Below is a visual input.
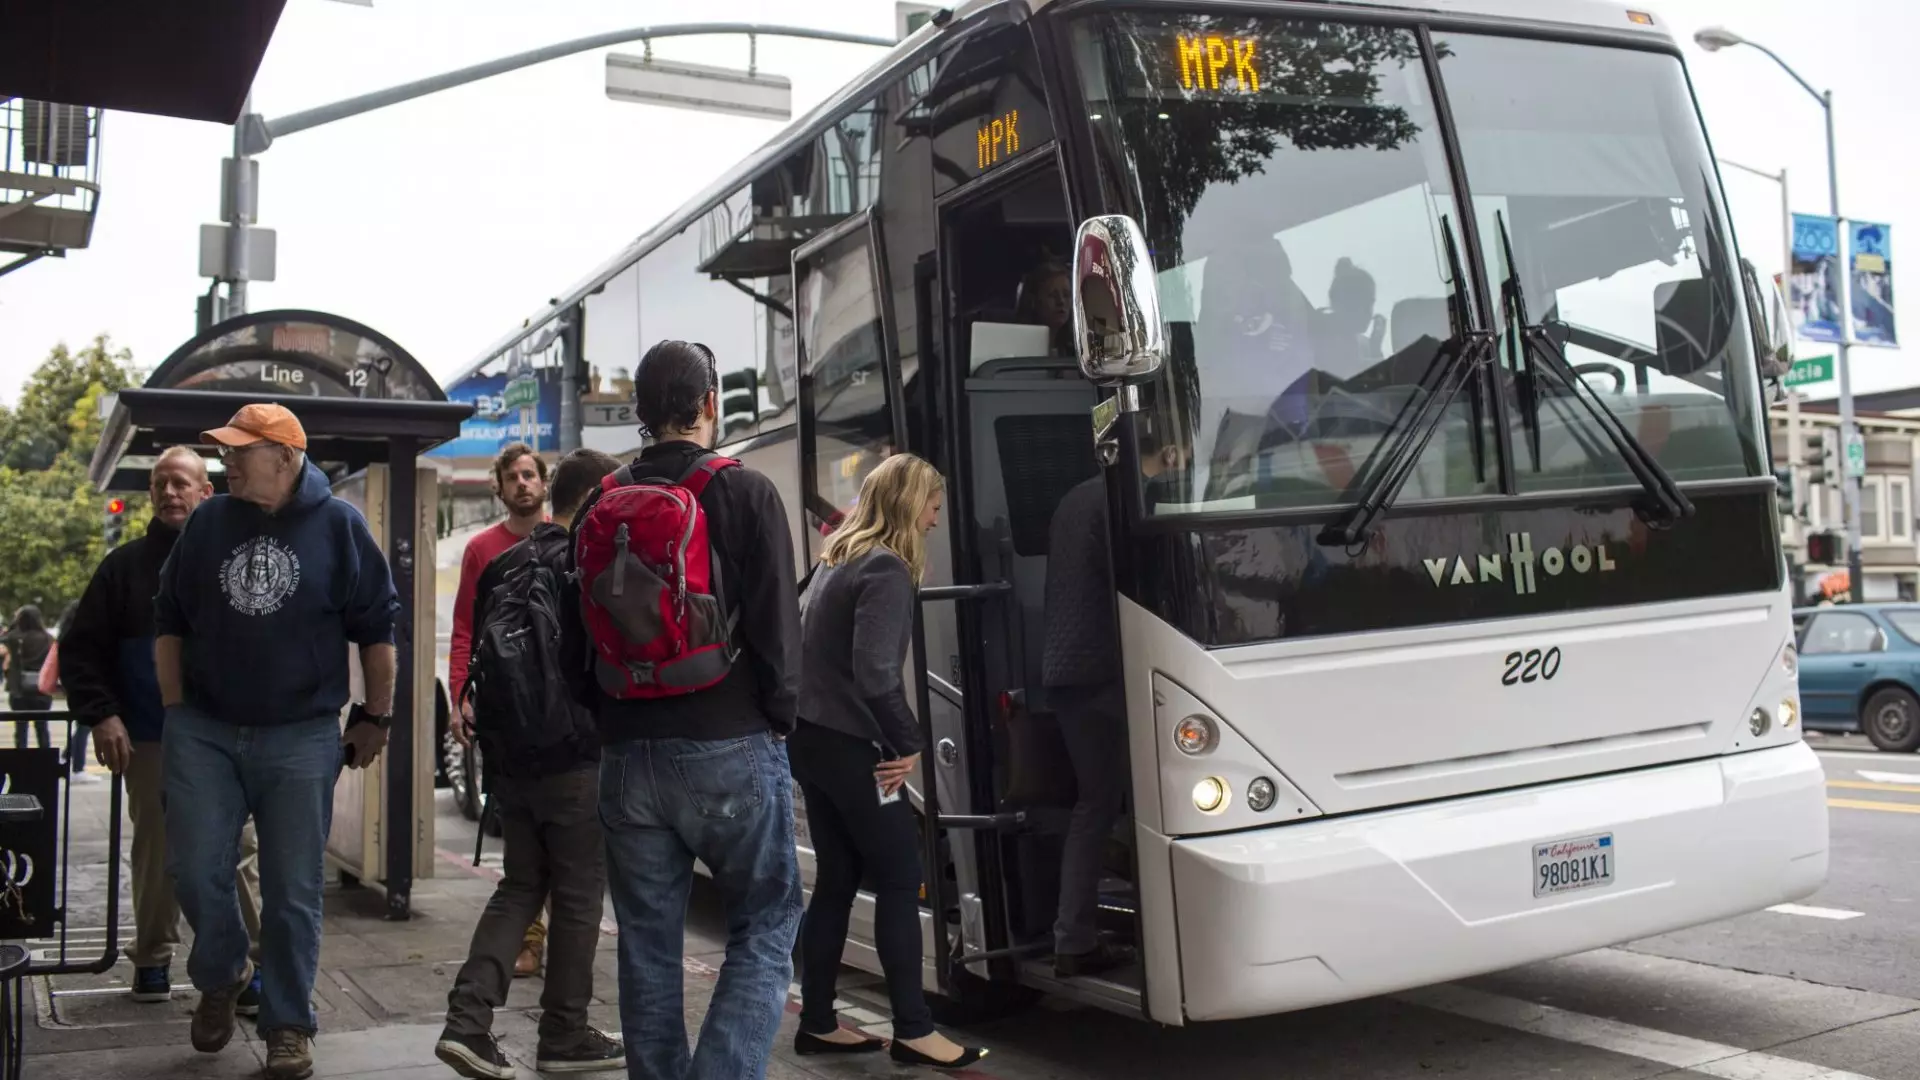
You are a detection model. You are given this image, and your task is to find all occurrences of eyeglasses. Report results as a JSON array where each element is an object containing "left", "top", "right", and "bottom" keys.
[{"left": 217, "top": 441, "right": 272, "bottom": 463}]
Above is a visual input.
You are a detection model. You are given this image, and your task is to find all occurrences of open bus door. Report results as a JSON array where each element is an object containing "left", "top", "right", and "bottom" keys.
[{"left": 909, "top": 149, "right": 1146, "bottom": 1018}]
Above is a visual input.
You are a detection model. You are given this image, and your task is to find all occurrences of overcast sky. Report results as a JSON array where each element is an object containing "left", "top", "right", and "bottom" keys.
[{"left": 0, "top": 0, "right": 1907, "bottom": 404}]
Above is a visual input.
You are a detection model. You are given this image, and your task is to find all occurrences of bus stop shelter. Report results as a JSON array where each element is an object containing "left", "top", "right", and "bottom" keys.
[{"left": 88, "top": 311, "right": 472, "bottom": 918}]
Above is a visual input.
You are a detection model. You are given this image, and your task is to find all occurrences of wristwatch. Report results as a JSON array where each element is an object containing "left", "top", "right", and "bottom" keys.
[{"left": 347, "top": 703, "right": 392, "bottom": 731}]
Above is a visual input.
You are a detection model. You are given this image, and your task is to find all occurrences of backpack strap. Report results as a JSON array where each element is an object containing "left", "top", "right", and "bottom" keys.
[{"left": 678, "top": 453, "right": 740, "bottom": 498}]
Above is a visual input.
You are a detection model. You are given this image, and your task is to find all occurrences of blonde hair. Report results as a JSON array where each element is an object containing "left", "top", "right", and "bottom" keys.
[{"left": 819, "top": 453, "right": 944, "bottom": 585}]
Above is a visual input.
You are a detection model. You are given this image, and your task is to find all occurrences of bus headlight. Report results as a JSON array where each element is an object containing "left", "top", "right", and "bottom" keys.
[
  {"left": 1192, "top": 776, "right": 1228, "bottom": 813},
  {"left": 1174, "top": 715, "right": 1217, "bottom": 755},
  {"left": 1247, "top": 776, "right": 1277, "bottom": 812},
  {"left": 1781, "top": 644, "right": 1797, "bottom": 678},
  {"left": 1749, "top": 707, "right": 1772, "bottom": 737},
  {"left": 1779, "top": 699, "right": 1798, "bottom": 728}
]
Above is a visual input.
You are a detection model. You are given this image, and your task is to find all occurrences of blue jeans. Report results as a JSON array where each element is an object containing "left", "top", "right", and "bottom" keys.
[
  {"left": 163, "top": 703, "right": 341, "bottom": 1035},
  {"left": 600, "top": 733, "right": 803, "bottom": 1080}
]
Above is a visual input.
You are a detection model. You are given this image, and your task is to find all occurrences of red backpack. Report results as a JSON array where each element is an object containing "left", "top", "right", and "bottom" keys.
[{"left": 573, "top": 454, "right": 740, "bottom": 699}]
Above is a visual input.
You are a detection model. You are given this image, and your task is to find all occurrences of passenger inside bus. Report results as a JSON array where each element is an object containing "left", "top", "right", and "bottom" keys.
[{"left": 1012, "top": 259, "right": 1073, "bottom": 358}]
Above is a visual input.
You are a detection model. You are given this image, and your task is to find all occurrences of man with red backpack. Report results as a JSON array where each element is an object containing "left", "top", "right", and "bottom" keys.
[{"left": 564, "top": 340, "right": 803, "bottom": 1080}]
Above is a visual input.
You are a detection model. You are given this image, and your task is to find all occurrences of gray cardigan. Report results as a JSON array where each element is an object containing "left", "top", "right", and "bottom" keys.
[{"left": 798, "top": 548, "right": 925, "bottom": 756}]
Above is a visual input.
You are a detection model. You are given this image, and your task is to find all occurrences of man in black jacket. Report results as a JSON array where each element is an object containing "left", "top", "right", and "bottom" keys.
[
  {"left": 434, "top": 448, "right": 625, "bottom": 1080},
  {"left": 61, "top": 447, "right": 264, "bottom": 1006},
  {"left": 569, "top": 341, "right": 803, "bottom": 1080}
]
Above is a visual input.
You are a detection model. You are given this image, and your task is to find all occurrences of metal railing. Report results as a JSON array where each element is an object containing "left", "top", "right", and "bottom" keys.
[
  {"left": 0, "top": 98, "right": 103, "bottom": 269},
  {"left": 0, "top": 712, "right": 122, "bottom": 978}
]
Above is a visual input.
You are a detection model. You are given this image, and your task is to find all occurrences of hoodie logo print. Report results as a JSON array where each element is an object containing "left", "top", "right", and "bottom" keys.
[{"left": 221, "top": 537, "right": 303, "bottom": 617}]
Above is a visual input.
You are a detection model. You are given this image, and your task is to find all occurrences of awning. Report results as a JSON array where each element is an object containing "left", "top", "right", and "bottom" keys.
[
  {"left": 0, "top": 0, "right": 288, "bottom": 123},
  {"left": 90, "top": 389, "right": 473, "bottom": 493}
]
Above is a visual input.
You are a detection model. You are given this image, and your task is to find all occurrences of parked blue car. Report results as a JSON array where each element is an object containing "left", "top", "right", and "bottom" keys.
[{"left": 1792, "top": 604, "right": 1920, "bottom": 752}]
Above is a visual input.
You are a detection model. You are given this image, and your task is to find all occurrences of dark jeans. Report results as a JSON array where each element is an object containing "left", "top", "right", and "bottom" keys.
[
  {"left": 600, "top": 732, "right": 802, "bottom": 1080},
  {"left": 445, "top": 765, "right": 605, "bottom": 1052},
  {"left": 788, "top": 722, "right": 933, "bottom": 1040},
  {"left": 162, "top": 703, "right": 340, "bottom": 1035},
  {"left": 1052, "top": 682, "right": 1128, "bottom": 956},
  {"left": 9, "top": 694, "right": 50, "bottom": 749}
]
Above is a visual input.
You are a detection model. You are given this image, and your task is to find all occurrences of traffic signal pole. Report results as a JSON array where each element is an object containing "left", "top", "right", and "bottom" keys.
[{"left": 207, "top": 22, "right": 894, "bottom": 320}]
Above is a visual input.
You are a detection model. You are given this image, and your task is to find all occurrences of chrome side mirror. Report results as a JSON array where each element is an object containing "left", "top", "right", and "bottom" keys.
[
  {"left": 1765, "top": 275, "right": 1796, "bottom": 376},
  {"left": 1072, "top": 214, "right": 1165, "bottom": 388},
  {"left": 1742, "top": 257, "right": 1794, "bottom": 381}
]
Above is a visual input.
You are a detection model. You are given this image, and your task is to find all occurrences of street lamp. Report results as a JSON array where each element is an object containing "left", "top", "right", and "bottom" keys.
[{"left": 1696, "top": 25, "right": 1862, "bottom": 602}]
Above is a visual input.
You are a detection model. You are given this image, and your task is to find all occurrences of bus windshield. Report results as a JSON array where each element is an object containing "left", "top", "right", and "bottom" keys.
[{"left": 1071, "top": 14, "right": 1766, "bottom": 515}]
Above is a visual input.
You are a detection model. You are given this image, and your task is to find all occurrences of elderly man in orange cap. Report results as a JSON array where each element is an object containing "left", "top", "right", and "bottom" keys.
[{"left": 154, "top": 403, "right": 399, "bottom": 1080}]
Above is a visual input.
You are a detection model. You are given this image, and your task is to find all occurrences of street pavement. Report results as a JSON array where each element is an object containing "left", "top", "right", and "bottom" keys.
[{"left": 14, "top": 728, "right": 1920, "bottom": 1079}]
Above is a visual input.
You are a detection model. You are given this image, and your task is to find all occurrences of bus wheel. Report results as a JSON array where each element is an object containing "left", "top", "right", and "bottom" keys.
[
  {"left": 927, "top": 968, "right": 1038, "bottom": 1026},
  {"left": 1863, "top": 687, "right": 1920, "bottom": 752}
]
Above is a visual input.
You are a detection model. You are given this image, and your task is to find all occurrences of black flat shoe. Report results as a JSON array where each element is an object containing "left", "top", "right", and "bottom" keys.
[
  {"left": 890, "top": 1041, "right": 989, "bottom": 1070},
  {"left": 1054, "top": 941, "right": 1136, "bottom": 979},
  {"left": 794, "top": 1029, "right": 887, "bottom": 1056}
]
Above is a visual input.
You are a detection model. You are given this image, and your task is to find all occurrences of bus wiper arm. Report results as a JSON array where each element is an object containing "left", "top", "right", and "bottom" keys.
[
  {"left": 1495, "top": 211, "right": 1695, "bottom": 527},
  {"left": 1319, "top": 218, "right": 1493, "bottom": 548}
]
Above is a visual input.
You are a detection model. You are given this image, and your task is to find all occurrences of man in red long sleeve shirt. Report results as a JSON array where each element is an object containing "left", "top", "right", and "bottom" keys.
[{"left": 449, "top": 442, "right": 550, "bottom": 977}]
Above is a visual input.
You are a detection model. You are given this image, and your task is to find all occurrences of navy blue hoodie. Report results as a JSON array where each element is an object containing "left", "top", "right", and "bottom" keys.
[{"left": 154, "top": 461, "right": 399, "bottom": 727}]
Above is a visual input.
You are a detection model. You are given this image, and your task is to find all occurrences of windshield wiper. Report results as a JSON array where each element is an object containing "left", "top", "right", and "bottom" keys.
[
  {"left": 1319, "top": 217, "right": 1494, "bottom": 548},
  {"left": 1494, "top": 211, "right": 1694, "bottom": 526}
]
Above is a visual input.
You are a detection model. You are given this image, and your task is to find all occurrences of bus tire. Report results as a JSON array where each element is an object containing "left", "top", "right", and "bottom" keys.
[
  {"left": 926, "top": 968, "right": 1038, "bottom": 1026},
  {"left": 1863, "top": 686, "right": 1920, "bottom": 752}
]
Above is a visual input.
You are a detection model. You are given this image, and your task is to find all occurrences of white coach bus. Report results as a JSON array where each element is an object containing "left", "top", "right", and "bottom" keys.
[{"left": 465, "top": 0, "right": 1825, "bottom": 1026}]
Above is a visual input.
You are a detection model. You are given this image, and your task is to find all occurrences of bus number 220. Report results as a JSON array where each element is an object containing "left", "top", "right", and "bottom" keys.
[{"left": 1501, "top": 647, "right": 1561, "bottom": 686}]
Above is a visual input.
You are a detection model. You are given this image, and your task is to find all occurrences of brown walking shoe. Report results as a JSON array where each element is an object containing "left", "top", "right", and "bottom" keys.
[
  {"left": 514, "top": 941, "right": 543, "bottom": 978},
  {"left": 189, "top": 961, "right": 252, "bottom": 1053},
  {"left": 263, "top": 1028, "right": 314, "bottom": 1080}
]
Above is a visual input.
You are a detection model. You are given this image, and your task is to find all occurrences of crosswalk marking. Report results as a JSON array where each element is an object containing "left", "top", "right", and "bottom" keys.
[
  {"left": 1401, "top": 984, "right": 1882, "bottom": 1080},
  {"left": 1766, "top": 903, "right": 1866, "bottom": 920},
  {"left": 1854, "top": 769, "right": 1920, "bottom": 785}
]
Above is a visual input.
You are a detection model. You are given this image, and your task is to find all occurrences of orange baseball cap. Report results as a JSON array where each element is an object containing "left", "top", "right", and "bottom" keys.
[{"left": 201, "top": 403, "right": 308, "bottom": 451}]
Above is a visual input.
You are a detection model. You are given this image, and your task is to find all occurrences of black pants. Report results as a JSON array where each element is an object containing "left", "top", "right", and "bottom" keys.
[
  {"left": 444, "top": 765, "right": 605, "bottom": 1052},
  {"left": 1052, "top": 682, "right": 1128, "bottom": 956},
  {"left": 788, "top": 721, "right": 933, "bottom": 1040},
  {"left": 8, "top": 694, "right": 49, "bottom": 750}
]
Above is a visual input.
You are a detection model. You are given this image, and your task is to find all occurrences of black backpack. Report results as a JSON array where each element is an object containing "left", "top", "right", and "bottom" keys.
[{"left": 465, "top": 528, "right": 594, "bottom": 780}]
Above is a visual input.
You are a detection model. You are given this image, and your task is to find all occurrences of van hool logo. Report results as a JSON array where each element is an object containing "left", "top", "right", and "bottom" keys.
[{"left": 1423, "top": 533, "right": 1617, "bottom": 596}]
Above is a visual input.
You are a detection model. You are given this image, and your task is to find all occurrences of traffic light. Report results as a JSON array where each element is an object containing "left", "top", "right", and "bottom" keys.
[
  {"left": 719, "top": 369, "right": 760, "bottom": 440},
  {"left": 1774, "top": 466, "right": 1793, "bottom": 501},
  {"left": 1802, "top": 432, "right": 1833, "bottom": 488},
  {"left": 103, "top": 497, "right": 126, "bottom": 548},
  {"left": 1805, "top": 530, "right": 1841, "bottom": 565}
]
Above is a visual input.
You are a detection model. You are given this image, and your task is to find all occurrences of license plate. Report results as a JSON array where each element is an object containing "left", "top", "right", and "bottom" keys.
[{"left": 1532, "top": 832, "right": 1615, "bottom": 898}]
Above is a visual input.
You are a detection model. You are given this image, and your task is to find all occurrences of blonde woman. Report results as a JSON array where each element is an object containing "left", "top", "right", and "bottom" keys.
[{"left": 791, "top": 454, "right": 987, "bottom": 1071}]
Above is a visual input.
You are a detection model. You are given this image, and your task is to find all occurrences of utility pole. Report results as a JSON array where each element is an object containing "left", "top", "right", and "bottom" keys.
[
  {"left": 1823, "top": 89, "right": 1865, "bottom": 605},
  {"left": 225, "top": 94, "right": 255, "bottom": 318},
  {"left": 1696, "top": 27, "right": 1862, "bottom": 602}
]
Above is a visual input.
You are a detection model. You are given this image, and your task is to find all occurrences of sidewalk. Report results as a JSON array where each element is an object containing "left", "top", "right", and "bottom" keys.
[{"left": 18, "top": 769, "right": 938, "bottom": 1080}]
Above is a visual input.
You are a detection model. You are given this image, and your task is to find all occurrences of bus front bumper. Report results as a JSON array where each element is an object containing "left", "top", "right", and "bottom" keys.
[{"left": 1166, "top": 741, "right": 1828, "bottom": 1022}]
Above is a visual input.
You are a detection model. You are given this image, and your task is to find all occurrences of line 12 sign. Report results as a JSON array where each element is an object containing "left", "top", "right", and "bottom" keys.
[
  {"left": 976, "top": 109, "right": 1022, "bottom": 171},
  {"left": 1176, "top": 34, "right": 1262, "bottom": 93}
]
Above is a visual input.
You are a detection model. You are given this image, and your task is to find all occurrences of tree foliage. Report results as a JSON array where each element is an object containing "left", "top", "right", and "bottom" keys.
[{"left": 0, "top": 336, "right": 147, "bottom": 620}]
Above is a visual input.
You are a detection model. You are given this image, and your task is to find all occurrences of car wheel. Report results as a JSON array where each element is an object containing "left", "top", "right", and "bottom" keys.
[{"left": 1862, "top": 687, "right": 1920, "bottom": 752}]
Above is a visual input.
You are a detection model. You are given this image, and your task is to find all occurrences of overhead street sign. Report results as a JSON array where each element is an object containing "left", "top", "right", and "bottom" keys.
[
  {"left": 1783, "top": 354, "right": 1834, "bottom": 388},
  {"left": 605, "top": 54, "right": 792, "bottom": 121}
]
